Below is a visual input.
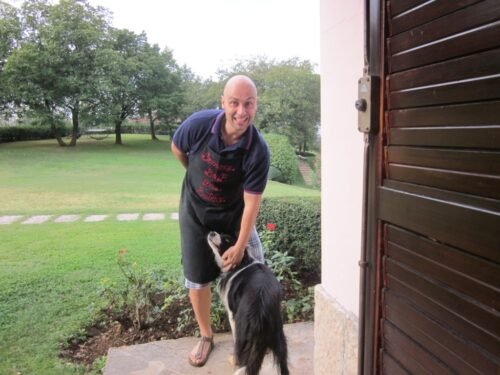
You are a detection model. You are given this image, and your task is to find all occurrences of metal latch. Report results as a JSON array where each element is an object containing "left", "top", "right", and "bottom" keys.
[{"left": 356, "top": 75, "right": 379, "bottom": 134}]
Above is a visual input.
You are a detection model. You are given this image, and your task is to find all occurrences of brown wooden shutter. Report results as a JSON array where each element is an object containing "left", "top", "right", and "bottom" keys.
[{"left": 376, "top": 0, "right": 500, "bottom": 373}]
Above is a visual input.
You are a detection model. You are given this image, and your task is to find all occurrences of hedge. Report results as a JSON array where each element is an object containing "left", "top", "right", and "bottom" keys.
[
  {"left": 257, "top": 196, "right": 321, "bottom": 278},
  {"left": 0, "top": 125, "right": 70, "bottom": 143}
]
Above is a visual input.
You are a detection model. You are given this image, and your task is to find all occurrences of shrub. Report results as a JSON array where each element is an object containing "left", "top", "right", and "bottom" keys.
[
  {"left": 257, "top": 197, "right": 321, "bottom": 279},
  {"left": 263, "top": 133, "right": 299, "bottom": 184},
  {"left": 0, "top": 124, "right": 70, "bottom": 143},
  {"left": 98, "top": 249, "right": 171, "bottom": 330}
]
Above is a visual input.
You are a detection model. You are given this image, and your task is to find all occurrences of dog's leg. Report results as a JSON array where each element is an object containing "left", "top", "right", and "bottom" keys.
[
  {"left": 233, "top": 366, "right": 247, "bottom": 375},
  {"left": 228, "top": 309, "right": 238, "bottom": 367},
  {"left": 228, "top": 310, "right": 236, "bottom": 341},
  {"left": 274, "top": 329, "right": 290, "bottom": 375}
]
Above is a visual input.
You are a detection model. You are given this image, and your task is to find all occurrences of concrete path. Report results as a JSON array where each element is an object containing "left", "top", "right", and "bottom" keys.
[
  {"left": 0, "top": 213, "right": 173, "bottom": 225},
  {"left": 103, "top": 322, "right": 314, "bottom": 375}
]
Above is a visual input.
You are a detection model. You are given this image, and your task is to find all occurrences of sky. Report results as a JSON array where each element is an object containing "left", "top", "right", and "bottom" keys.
[{"left": 86, "top": 0, "right": 320, "bottom": 79}]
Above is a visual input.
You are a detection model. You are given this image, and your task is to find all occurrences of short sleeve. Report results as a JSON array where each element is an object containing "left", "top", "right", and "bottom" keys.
[
  {"left": 172, "top": 110, "right": 221, "bottom": 154},
  {"left": 243, "top": 132, "right": 270, "bottom": 194}
]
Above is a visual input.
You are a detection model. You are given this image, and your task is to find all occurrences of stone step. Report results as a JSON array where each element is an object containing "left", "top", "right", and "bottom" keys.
[{"left": 298, "top": 159, "right": 314, "bottom": 185}]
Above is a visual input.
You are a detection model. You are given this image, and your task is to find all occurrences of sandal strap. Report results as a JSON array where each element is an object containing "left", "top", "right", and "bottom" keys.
[{"left": 195, "top": 336, "right": 213, "bottom": 359}]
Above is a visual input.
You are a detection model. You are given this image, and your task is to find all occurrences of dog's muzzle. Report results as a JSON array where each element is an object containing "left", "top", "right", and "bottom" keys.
[{"left": 208, "top": 231, "right": 221, "bottom": 246}]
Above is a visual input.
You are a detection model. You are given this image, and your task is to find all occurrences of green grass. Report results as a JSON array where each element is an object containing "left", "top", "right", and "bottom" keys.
[{"left": 0, "top": 135, "right": 319, "bottom": 374}]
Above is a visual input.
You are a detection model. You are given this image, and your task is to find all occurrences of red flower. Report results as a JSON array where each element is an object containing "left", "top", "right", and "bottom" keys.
[{"left": 266, "top": 223, "right": 277, "bottom": 231}]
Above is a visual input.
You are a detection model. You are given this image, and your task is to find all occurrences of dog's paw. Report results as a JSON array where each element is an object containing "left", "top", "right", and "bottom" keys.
[{"left": 228, "top": 354, "right": 237, "bottom": 366}]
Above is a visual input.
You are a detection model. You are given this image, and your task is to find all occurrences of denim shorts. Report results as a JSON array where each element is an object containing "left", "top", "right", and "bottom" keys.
[{"left": 184, "top": 226, "right": 264, "bottom": 289}]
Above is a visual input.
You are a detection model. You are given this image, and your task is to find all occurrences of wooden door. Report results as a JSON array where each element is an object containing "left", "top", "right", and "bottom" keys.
[{"left": 363, "top": 1, "right": 500, "bottom": 373}]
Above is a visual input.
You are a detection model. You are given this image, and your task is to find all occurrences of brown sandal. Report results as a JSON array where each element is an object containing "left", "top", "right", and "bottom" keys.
[{"left": 188, "top": 336, "right": 214, "bottom": 367}]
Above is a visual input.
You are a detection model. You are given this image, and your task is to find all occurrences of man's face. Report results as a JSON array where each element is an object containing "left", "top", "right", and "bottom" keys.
[{"left": 221, "top": 79, "right": 258, "bottom": 136}]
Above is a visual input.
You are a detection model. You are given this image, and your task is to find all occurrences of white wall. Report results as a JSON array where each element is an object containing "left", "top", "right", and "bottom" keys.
[{"left": 320, "top": 0, "right": 365, "bottom": 315}]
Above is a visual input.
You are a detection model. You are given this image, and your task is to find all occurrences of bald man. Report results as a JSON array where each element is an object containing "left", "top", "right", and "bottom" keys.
[{"left": 171, "top": 75, "right": 270, "bottom": 367}]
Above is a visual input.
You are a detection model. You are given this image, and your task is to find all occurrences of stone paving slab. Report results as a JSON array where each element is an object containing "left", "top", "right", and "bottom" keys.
[
  {"left": 0, "top": 215, "right": 23, "bottom": 225},
  {"left": 143, "top": 213, "right": 166, "bottom": 221},
  {"left": 84, "top": 214, "right": 109, "bottom": 222},
  {"left": 21, "top": 215, "right": 52, "bottom": 224},
  {"left": 54, "top": 214, "right": 81, "bottom": 223},
  {"left": 117, "top": 213, "right": 140, "bottom": 221},
  {"left": 0, "top": 212, "right": 174, "bottom": 225},
  {"left": 104, "top": 322, "right": 314, "bottom": 375}
]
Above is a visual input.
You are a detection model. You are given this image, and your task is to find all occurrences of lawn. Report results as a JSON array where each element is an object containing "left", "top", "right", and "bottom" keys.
[{"left": 0, "top": 135, "right": 319, "bottom": 374}]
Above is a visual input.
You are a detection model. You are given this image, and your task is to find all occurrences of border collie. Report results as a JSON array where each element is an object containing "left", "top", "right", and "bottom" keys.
[{"left": 207, "top": 231, "right": 289, "bottom": 375}]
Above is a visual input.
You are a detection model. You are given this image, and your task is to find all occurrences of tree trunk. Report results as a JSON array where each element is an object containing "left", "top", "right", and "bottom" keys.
[
  {"left": 115, "top": 120, "right": 122, "bottom": 145},
  {"left": 53, "top": 124, "right": 67, "bottom": 147},
  {"left": 69, "top": 104, "right": 80, "bottom": 147},
  {"left": 45, "top": 101, "right": 66, "bottom": 146},
  {"left": 148, "top": 109, "right": 159, "bottom": 141}
]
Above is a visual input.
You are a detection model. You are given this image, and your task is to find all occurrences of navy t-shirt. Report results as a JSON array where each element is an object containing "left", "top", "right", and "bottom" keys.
[{"left": 172, "top": 109, "right": 270, "bottom": 194}]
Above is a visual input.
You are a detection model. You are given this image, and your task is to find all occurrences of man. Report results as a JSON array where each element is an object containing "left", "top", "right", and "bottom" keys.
[{"left": 171, "top": 75, "right": 270, "bottom": 366}]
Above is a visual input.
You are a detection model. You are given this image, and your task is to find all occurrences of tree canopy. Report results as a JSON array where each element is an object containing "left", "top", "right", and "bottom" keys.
[
  {"left": 0, "top": 0, "right": 183, "bottom": 145},
  {"left": 184, "top": 57, "right": 320, "bottom": 151},
  {"left": 0, "top": 1, "right": 320, "bottom": 151}
]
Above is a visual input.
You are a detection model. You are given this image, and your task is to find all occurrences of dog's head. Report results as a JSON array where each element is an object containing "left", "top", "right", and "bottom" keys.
[{"left": 207, "top": 231, "right": 236, "bottom": 272}]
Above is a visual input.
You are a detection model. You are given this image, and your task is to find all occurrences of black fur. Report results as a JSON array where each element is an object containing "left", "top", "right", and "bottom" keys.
[{"left": 207, "top": 231, "right": 289, "bottom": 375}]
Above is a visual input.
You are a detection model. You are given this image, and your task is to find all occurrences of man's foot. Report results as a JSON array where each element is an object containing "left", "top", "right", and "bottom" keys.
[{"left": 188, "top": 336, "right": 214, "bottom": 367}]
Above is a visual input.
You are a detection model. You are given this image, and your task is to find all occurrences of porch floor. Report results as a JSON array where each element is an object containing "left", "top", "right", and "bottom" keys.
[{"left": 103, "top": 321, "right": 314, "bottom": 374}]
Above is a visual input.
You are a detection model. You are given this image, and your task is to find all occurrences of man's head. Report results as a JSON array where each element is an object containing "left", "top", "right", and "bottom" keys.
[{"left": 221, "top": 75, "right": 258, "bottom": 137}]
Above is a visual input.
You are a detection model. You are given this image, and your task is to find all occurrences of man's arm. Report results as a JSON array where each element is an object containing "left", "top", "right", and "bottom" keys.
[
  {"left": 222, "top": 192, "right": 262, "bottom": 268},
  {"left": 171, "top": 141, "right": 188, "bottom": 169}
]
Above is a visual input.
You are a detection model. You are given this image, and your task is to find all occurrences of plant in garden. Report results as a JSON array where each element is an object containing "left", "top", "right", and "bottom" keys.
[
  {"left": 98, "top": 249, "right": 169, "bottom": 330},
  {"left": 284, "top": 287, "right": 315, "bottom": 322},
  {"left": 261, "top": 223, "right": 300, "bottom": 285},
  {"left": 259, "top": 221, "right": 315, "bottom": 322}
]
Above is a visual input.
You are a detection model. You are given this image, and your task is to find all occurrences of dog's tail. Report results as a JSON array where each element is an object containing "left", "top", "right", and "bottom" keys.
[{"left": 235, "top": 288, "right": 289, "bottom": 375}]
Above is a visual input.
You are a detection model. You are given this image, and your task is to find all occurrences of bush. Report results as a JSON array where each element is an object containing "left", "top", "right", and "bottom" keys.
[
  {"left": 257, "top": 197, "right": 321, "bottom": 279},
  {"left": 263, "top": 133, "right": 299, "bottom": 184},
  {"left": 0, "top": 124, "right": 70, "bottom": 143}
]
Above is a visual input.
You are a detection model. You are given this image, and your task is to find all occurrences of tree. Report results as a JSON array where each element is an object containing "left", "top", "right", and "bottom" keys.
[
  {"left": 1, "top": 0, "right": 110, "bottom": 146},
  {"left": 258, "top": 61, "right": 320, "bottom": 152},
  {"left": 137, "top": 44, "right": 183, "bottom": 140},
  {"left": 178, "top": 72, "right": 223, "bottom": 121},
  {"left": 94, "top": 28, "right": 149, "bottom": 145},
  {"left": 0, "top": 1, "right": 21, "bottom": 117},
  {"left": 0, "top": 1, "right": 20, "bottom": 72},
  {"left": 217, "top": 57, "right": 320, "bottom": 152}
]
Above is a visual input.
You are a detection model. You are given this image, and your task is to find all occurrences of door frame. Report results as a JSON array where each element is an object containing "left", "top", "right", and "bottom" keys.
[{"left": 359, "top": 0, "right": 385, "bottom": 373}]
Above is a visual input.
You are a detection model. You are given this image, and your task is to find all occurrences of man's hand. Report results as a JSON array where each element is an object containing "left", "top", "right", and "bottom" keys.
[{"left": 222, "top": 245, "right": 245, "bottom": 270}]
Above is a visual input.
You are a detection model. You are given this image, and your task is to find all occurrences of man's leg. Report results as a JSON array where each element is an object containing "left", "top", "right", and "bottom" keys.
[{"left": 188, "top": 286, "right": 213, "bottom": 365}]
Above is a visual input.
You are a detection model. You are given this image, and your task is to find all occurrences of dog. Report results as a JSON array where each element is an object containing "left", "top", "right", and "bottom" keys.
[{"left": 207, "top": 231, "right": 289, "bottom": 375}]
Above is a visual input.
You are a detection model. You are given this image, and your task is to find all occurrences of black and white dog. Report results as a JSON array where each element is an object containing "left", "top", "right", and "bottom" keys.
[{"left": 207, "top": 231, "right": 289, "bottom": 375}]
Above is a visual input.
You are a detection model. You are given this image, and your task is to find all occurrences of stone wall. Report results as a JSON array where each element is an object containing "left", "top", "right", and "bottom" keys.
[{"left": 314, "top": 285, "right": 358, "bottom": 374}]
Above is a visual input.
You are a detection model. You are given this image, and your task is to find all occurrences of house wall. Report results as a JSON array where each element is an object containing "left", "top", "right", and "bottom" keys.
[{"left": 315, "top": 0, "right": 365, "bottom": 373}]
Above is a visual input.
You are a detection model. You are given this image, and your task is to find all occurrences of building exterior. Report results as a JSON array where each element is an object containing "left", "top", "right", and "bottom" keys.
[
  {"left": 316, "top": 1, "right": 365, "bottom": 373},
  {"left": 316, "top": 1, "right": 500, "bottom": 373}
]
